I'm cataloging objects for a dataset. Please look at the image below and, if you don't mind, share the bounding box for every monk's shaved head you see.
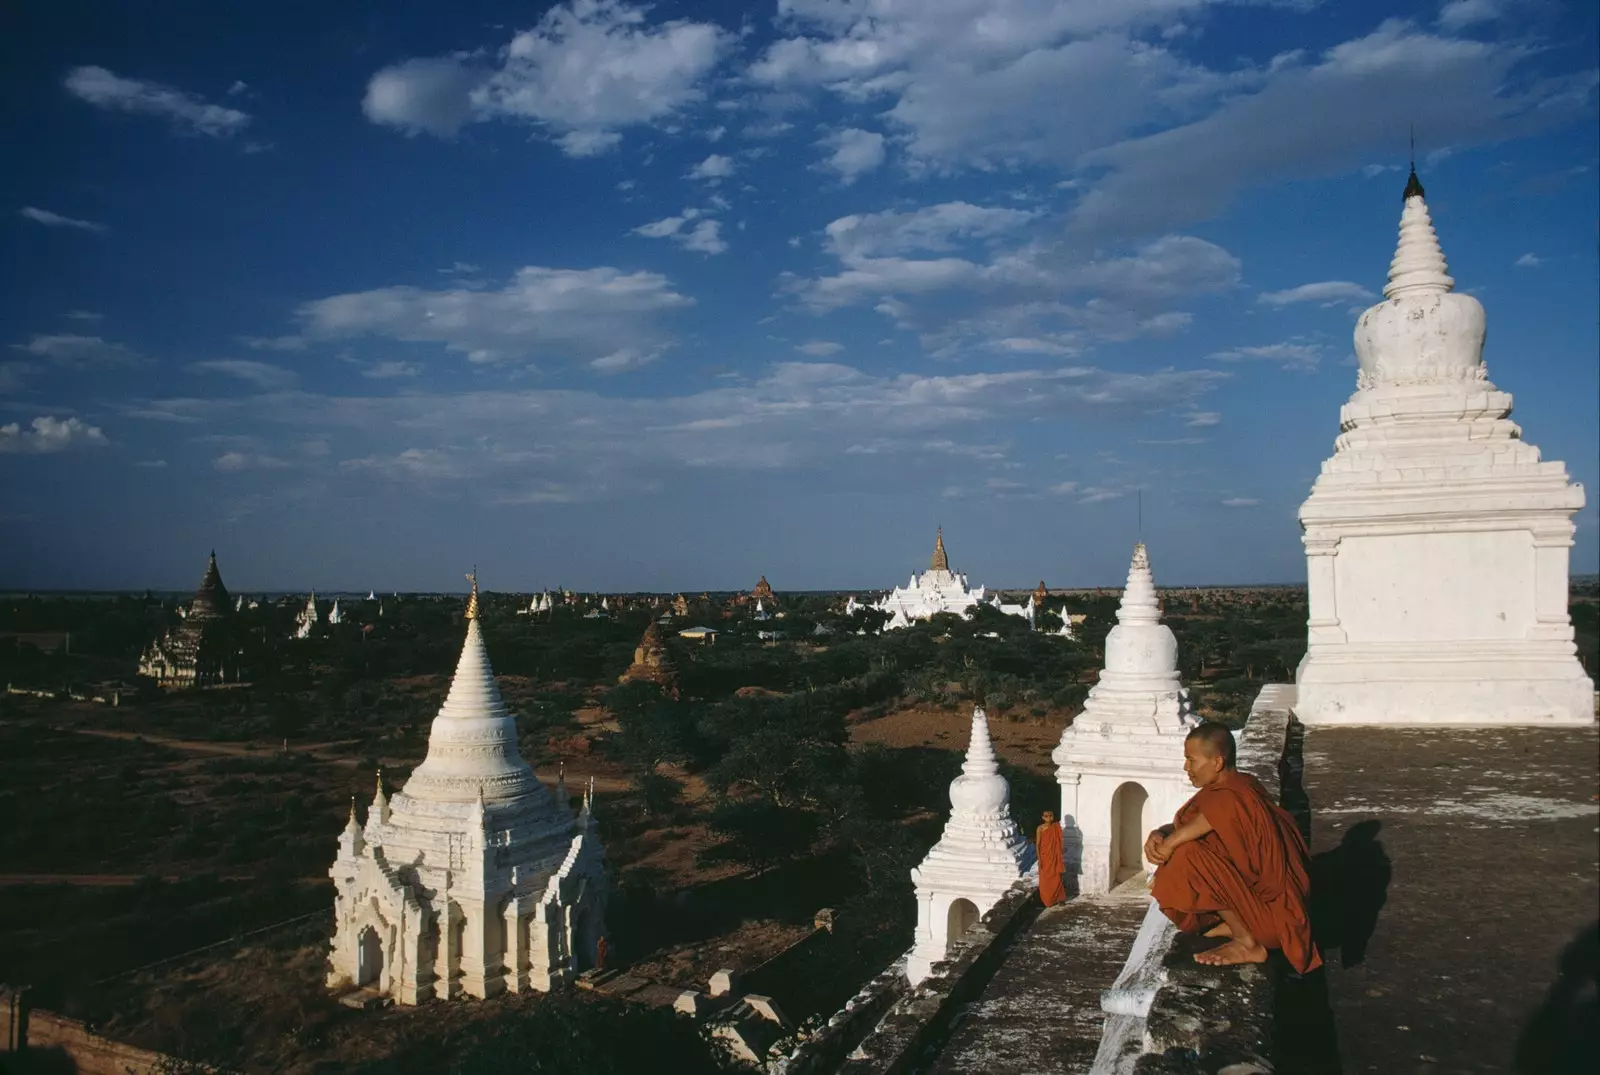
[1186,721,1237,769]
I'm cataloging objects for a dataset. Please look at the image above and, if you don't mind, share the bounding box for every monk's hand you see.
[1144,830,1168,865]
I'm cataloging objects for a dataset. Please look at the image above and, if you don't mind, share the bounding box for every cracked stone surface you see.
[1299,723,1599,1075]
[925,880,1150,1074]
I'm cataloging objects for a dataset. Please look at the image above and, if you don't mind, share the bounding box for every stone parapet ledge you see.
[772,880,1038,1075]
[1128,685,1295,1074]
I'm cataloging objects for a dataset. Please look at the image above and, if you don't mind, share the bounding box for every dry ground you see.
[847,702,1070,777]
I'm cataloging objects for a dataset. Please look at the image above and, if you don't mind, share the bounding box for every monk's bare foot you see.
[1194,938,1268,966]
[1203,922,1233,939]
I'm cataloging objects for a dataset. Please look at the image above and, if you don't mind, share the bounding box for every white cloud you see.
[19,207,107,234]
[824,202,1039,260]
[1078,486,1125,504]
[66,310,102,322]
[363,57,480,137]
[1208,342,1322,370]
[818,128,886,183]
[10,334,140,368]
[123,359,1227,496]
[687,154,735,181]
[634,209,729,255]
[1514,252,1541,268]
[1258,280,1376,307]
[1185,411,1221,427]
[134,459,168,468]
[0,416,109,454]
[1221,496,1260,507]
[1069,20,1593,236]
[297,264,693,368]
[63,66,250,138]
[237,335,307,352]
[362,360,423,379]
[213,450,289,472]
[189,359,298,390]
[796,341,844,357]
[1437,0,1500,32]
[363,1,732,155]
[1048,480,1079,495]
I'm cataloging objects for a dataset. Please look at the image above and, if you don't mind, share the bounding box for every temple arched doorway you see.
[1110,782,1149,883]
[572,905,601,971]
[357,926,384,988]
[947,898,979,945]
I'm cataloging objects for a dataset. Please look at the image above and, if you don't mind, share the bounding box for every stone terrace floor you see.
[924,877,1150,1074]
[1288,722,1599,1075]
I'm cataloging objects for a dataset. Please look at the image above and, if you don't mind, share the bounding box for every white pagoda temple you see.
[1053,543,1196,896]
[294,592,319,639]
[328,599,344,626]
[906,706,1034,986]
[326,575,608,1003]
[876,528,990,627]
[1295,170,1593,725]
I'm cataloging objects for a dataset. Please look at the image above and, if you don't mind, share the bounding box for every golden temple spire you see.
[464,568,480,621]
[930,526,949,572]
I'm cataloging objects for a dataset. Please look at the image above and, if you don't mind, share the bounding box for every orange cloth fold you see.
[1151,769,1322,974]
[1035,822,1066,907]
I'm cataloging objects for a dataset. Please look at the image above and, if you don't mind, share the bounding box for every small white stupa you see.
[906,706,1034,986]
[328,599,343,625]
[326,573,607,1003]
[1296,170,1592,725]
[1052,543,1196,896]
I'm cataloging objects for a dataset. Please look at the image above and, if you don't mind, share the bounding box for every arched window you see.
[946,897,980,946]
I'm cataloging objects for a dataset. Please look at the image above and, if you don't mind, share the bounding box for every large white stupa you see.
[1053,543,1196,895]
[326,576,607,1003]
[906,706,1034,985]
[1296,171,1593,725]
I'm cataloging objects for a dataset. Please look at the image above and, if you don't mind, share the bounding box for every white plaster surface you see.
[1296,178,1592,725]
[326,610,607,1004]
[1053,544,1197,895]
[906,707,1034,985]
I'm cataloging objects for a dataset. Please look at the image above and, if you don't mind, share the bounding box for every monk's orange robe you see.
[1151,769,1322,974]
[1036,822,1066,907]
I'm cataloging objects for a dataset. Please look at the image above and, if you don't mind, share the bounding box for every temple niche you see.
[1295,171,1593,725]
[906,706,1034,986]
[1052,544,1196,896]
[137,551,243,688]
[326,576,608,1004]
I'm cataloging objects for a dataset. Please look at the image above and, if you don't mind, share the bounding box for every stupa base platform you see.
[1295,653,1594,725]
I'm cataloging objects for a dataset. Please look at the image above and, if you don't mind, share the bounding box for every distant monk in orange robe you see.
[1148,722,1321,972]
[1036,810,1067,907]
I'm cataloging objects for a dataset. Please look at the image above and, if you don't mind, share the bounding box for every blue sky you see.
[2,0,1596,593]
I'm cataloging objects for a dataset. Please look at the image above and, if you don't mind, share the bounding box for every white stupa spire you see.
[906,706,1034,984]
[400,573,543,804]
[370,770,389,827]
[1117,544,1160,626]
[1383,172,1453,299]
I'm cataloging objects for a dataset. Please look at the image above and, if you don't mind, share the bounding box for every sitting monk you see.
[1147,721,1321,972]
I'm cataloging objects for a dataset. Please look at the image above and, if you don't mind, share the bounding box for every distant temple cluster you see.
[855,528,1069,636]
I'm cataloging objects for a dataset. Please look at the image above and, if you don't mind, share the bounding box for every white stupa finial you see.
[961,706,999,778]
[1383,169,1453,300]
[1116,543,1161,626]
[371,770,389,824]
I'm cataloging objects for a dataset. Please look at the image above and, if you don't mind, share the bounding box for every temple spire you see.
[1384,169,1453,299]
[464,569,480,621]
[930,526,949,573]
[1116,543,1161,627]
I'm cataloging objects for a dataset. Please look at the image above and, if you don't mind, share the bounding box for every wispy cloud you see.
[1257,280,1374,307]
[634,208,728,255]
[1221,497,1261,507]
[19,207,107,234]
[189,359,298,391]
[63,66,250,138]
[686,154,735,182]
[11,334,140,368]
[796,341,843,357]
[1514,252,1542,268]
[1208,342,1322,370]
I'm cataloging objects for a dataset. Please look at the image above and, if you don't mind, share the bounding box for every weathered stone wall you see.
[770,880,1039,1075]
